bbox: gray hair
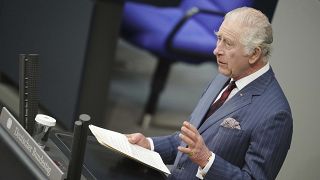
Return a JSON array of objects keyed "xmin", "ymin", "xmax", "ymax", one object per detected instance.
[{"xmin": 225, "ymin": 7, "xmax": 273, "ymax": 60}]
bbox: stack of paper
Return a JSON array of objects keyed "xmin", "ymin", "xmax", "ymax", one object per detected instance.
[{"xmin": 89, "ymin": 125, "xmax": 171, "ymax": 174}]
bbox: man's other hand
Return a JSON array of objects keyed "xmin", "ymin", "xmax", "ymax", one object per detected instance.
[{"xmin": 178, "ymin": 121, "xmax": 211, "ymax": 168}]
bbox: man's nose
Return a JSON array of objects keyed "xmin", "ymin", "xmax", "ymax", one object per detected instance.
[
  {"xmin": 213, "ymin": 45, "xmax": 221, "ymax": 56},
  {"xmin": 214, "ymin": 41, "xmax": 223, "ymax": 56}
]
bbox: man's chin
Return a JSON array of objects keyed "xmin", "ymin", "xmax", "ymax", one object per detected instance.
[{"xmin": 218, "ymin": 68, "xmax": 231, "ymax": 77}]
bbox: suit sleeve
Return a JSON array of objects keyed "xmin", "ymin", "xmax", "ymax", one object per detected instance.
[
  {"xmin": 205, "ymin": 111, "xmax": 293, "ymax": 180},
  {"xmin": 151, "ymin": 132, "xmax": 181, "ymax": 164}
]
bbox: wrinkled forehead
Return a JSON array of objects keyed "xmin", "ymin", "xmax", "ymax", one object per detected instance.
[{"xmin": 217, "ymin": 19, "xmax": 245, "ymax": 40}]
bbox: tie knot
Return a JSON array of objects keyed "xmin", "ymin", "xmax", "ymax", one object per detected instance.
[{"xmin": 227, "ymin": 81, "xmax": 236, "ymax": 91}]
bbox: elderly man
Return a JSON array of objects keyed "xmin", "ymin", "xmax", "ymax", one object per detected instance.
[{"xmin": 128, "ymin": 7, "xmax": 292, "ymax": 180}]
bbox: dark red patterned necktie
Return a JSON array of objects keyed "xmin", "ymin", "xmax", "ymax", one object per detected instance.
[{"xmin": 203, "ymin": 81, "xmax": 236, "ymax": 120}]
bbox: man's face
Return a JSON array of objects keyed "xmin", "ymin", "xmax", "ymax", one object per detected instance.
[{"xmin": 213, "ymin": 20, "xmax": 252, "ymax": 80}]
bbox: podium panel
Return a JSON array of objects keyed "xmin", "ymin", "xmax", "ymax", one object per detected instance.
[
  {"xmin": 0, "ymin": 126, "xmax": 46, "ymax": 179},
  {"xmin": 50, "ymin": 131, "xmax": 167, "ymax": 179}
]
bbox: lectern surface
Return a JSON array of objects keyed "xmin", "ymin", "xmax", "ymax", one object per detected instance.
[{"xmin": 50, "ymin": 131, "xmax": 167, "ymax": 180}]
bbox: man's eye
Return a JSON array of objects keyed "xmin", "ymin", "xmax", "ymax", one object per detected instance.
[{"xmin": 225, "ymin": 40, "xmax": 232, "ymax": 47}]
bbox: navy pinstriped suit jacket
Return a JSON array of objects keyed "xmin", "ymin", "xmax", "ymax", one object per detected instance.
[{"xmin": 152, "ymin": 68, "xmax": 293, "ymax": 180}]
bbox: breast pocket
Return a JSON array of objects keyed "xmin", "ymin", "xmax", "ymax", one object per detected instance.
[
  {"xmin": 212, "ymin": 126, "xmax": 250, "ymax": 164},
  {"xmin": 218, "ymin": 126, "xmax": 244, "ymax": 137}
]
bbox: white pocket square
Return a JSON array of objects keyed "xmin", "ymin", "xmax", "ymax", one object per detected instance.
[{"xmin": 220, "ymin": 117, "xmax": 241, "ymax": 130}]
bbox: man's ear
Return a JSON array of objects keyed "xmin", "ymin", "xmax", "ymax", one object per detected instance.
[{"xmin": 249, "ymin": 47, "xmax": 262, "ymax": 64}]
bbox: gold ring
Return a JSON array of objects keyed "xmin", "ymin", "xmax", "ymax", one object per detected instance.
[{"xmin": 188, "ymin": 151, "xmax": 194, "ymax": 157}]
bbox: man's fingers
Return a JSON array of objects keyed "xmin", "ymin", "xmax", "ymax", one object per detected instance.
[
  {"xmin": 179, "ymin": 133, "xmax": 195, "ymax": 147},
  {"xmin": 181, "ymin": 126, "xmax": 196, "ymax": 142},
  {"xmin": 183, "ymin": 121, "xmax": 199, "ymax": 134},
  {"xmin": 126, "ymin": 133, "xmax": 151, "ymax": 150},
  {"xmin": 181, "ymin": 121, "xmax": 199, "ymax": 142},
  {"xmin": 127, "ymin": 133, "xmax": 140, "ymax": 144},
  {"xmin": 178, "ymin": 146, "xmax": 196, "ymax": 158},
  {"xmin": 178, "ymin": 146, "xmax": 192, "ymax": 154},
  {"xmin": 127, "ymin": 136, "xmax": 136, "ymax": 143}
]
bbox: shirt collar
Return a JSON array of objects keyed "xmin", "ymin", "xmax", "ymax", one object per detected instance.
[{"xmin": 232, "ymin": 62, "xmax": 270, "ymax": 91}]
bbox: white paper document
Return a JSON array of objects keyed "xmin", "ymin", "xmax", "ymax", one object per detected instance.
[{"xmin": 89, "ymin": 125, "xmax": 171, "ymax": 174}]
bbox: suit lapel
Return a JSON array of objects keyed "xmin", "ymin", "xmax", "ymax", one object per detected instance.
[
  {"xmin": 190, "ymin": 74, "xmax": 230, "ymax": 129},
  {"xmin": 198, "ymin": 68, "xmax": 275, "ymax": 134}
]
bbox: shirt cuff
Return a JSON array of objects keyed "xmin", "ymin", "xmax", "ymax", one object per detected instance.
[
  {"xmin": 196, "ymin": 152, "xmax": 215, "ymax": 179},
  {"xmin": 147, "ymin": 137, "xmax": 154, "ymax": 151}
]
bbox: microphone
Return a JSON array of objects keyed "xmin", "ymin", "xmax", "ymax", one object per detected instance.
[
  {"xmin": 67, "ymin": 114, "xmax": 91, "ymax": 180},
  {"xmin": 19, "ymin": 54, "xmax": 39, "ymax": 135}
]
